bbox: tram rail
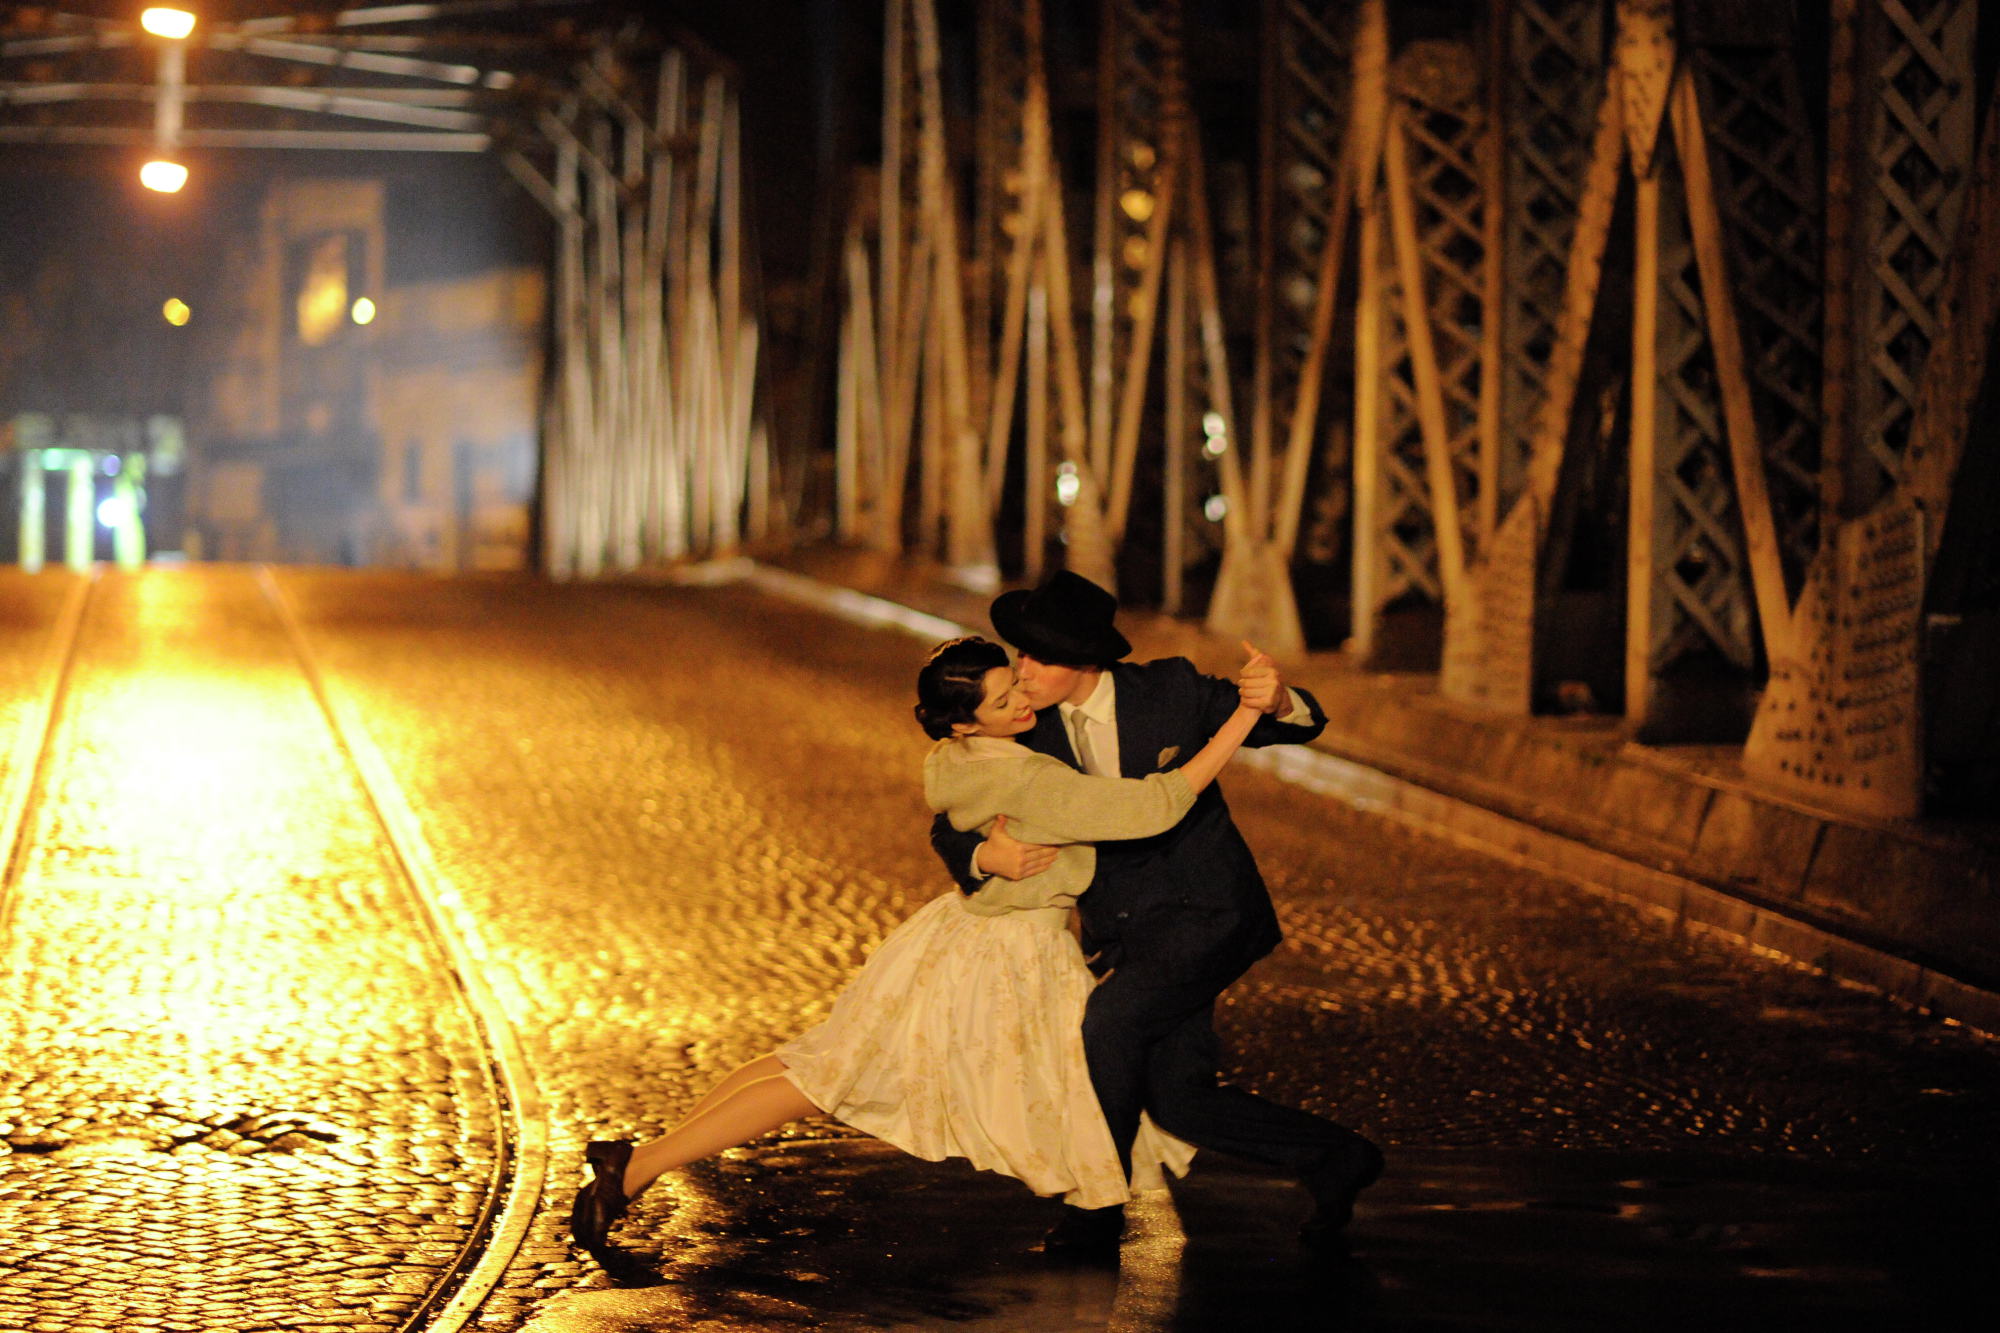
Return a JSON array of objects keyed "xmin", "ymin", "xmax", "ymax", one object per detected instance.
[
  {"xmin": 258, "ymin": 566, "xmax": 548, "ymax": 1332},
  {"xmin": 0, "ymin": 567, "xmax": 544, "ymax": 1332},
  {"xmin": 0, "ymin": 570, "xmax": 93, "ymax": 936}
]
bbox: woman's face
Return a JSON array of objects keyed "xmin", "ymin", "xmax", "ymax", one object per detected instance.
[{"xmin": 956, "ymin": 666, "xmax": 1037, "ymax": 738}]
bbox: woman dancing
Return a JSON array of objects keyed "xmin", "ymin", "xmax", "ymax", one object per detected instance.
[{"xmin": 569, "ymin": 635, "xmax": 1267, "ymax": 1250}]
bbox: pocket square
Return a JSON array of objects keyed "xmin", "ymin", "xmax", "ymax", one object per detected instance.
[{"xmin": 1156, "ymin": 745, "xmax": 1180, "ymax": 768}]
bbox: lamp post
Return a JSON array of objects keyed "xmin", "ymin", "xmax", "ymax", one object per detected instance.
[{"xmin": 140, "ymin": 9, "xmax": 196, "ymax": 192}]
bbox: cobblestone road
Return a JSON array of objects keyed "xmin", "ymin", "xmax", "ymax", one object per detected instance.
[
  {"xmin": 0, "ymin": 570, "xmax": 497, "ymax": 1332},
  {"xmin": 1, "ymin": 567, "xmax": 1996, "ymax": 1332}
]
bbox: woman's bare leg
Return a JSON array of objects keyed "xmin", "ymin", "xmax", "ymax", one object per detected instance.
[
  {"xmin": 666, "ymin": 1054, "xmax": 790, "ymax": 1132},
  {"xmin": 622, "ymin": 1068, "xmax": 818, "ymax": 1198}
]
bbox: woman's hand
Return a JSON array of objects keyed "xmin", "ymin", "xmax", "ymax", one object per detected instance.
[{"xmin": 975, "ymin": 814, "xmax": 1058, "ymax": 880}]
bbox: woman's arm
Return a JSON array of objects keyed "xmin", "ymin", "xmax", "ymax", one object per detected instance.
[
  {"xmin": 993, "ymin": 650, "xmax": 1269, "ymax": 844},
  {"xmin": 1187, "ymin": 652, "xmax": 1327, "ymax": 749},
  {"xmin": 1174, "ymin": 696, "xmax": 1262, "ymax": 795},
  {"xmin": 930, "ymin": 812, "xmax": 986, "ymax": 893}
]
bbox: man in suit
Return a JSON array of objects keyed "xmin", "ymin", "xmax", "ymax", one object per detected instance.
[{"xmin": 931, "ymin": 570, "xmax": 1382, "ymax": 1257}]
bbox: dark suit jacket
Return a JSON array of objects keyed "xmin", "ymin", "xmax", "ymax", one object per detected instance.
[{"xmin": 931, "ymin": 656, "xmax": 1328, "ymax": 987}]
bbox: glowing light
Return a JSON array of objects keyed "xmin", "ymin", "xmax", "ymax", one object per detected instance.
[
  {"xmin": 297, "ymin": 234, "xmax": 348, "ymax": 346},
  {"xmin": 1120, "ymin": 188, "xmax": 1155, "ymax": 223},
  {"xmin": 350, "ymin": 297, "xmax": 376, "ymax": 325},
  {"xmin": 1202, "ymin": 410, "xmax": 1228, "ymax": 457},
  {"xmin": 140, "ymin": 160, "xmax": 188, "ymax": 193},
  {"xmin": 140, "ymin": 8, "xmax": 196, "ymax": 39},
  {"xmin": 1055, "ymin": 461, "xmax": 1081, "ymax": 508},
  {"xmin": 1204, "ymin": 494, "xmax": 1229, "ymax": 522},
  {"xmin": 162, "ymin": 298, "xmax": 190, "ymax": 326},
  {"xmin": 96, "ymin": 496, "xmax": 132, "ymax": 529}
]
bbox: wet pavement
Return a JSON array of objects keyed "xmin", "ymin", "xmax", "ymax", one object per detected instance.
[
  {"xmin": 0, "ymin": 566, "xmax": 1996, "ymax": 1332},
  {"xmin": 0, "ymin": 570, "xmax": 497, "ymax": 1332}
]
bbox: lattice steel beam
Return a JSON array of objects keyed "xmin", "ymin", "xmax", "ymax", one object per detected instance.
[
  {"xmin": 1687, "ymin": 31, "xmax": 1824, "ymax": 595},
  {"xmin": 1500, "ymin": 0, "xmax": 1606, "ymax": 503},
  {"xmin": 1092, "ymin": 0, "xmax": 1187, "ymax": 535},
  {"xmin": 1352, "ymin": 31, "xmax": 1489, "ymax": 657},
  {"xmin": 1847, "ymin": 0, "xmax": 1978, "ymax": 510},
  {"xmin": 1260, "ymin": 0, "xmax": 1355, "ymax": 567},
  {"xmin": 1641, "ymin": 141, "xmax": 1759, "ymax": 676}
]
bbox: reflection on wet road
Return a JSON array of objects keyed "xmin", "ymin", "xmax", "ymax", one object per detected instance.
[
  {"xmin": 0, "ymin": 570, "xmax": 496, "ymax": 1332},
  {"xmin": 0, "ymin": 567, "xmax": 1994, "ymax": 1332}
]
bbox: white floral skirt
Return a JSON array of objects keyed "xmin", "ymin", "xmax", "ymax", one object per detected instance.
[{"xmin": 777, "ymin": 891, "xmax": 1193, "ymax": 1209}]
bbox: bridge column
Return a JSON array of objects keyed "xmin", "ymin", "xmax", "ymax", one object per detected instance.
[
  {"xmin": 64, "ymin": 456, "xmax": 92, "ymax": 572},
  {"xmin": 19, "ymin": 450, "xmax": 43, "ymax": 572},
  {"xmin": 111, "ymin": 458, "xmax": 146, "ymax": 569}
]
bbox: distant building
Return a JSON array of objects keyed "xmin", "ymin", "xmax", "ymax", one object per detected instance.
[{"xmin": 193, "ymin": 177, "xmax": 543, "ymax": 570}]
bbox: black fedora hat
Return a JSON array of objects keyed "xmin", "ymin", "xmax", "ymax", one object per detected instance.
[{"xmin": 989, "ymin": 570, "xmax": 1131, "ymax": 665}]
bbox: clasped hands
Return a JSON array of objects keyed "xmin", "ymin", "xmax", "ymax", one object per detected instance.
[{"xmin": 975, "ymin": 642, "xmax": 1286, "ymax": 882}]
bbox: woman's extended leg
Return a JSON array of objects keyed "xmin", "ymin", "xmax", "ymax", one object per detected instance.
[
  {"xmin": 665, "ymin": 1054, "xmax": 790, "ymax": 1133},
  {"xmin": 622, "ymin": 1064, "xmax": 818, "ymax": 1197}
]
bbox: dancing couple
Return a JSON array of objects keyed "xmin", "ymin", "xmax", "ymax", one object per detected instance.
[{"xmin": 569, "ymin": 570, "xmax": 1381, "ymax": 1259}]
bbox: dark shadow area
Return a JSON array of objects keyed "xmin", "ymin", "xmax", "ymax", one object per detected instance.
[
  {"xmin": 1167, "ymin": 1156, "xmax": 1383, "ymax": 1332},
  {"xmin": 533, "ymin": 1138, "xmax": 1121, "ymax": 1331}
]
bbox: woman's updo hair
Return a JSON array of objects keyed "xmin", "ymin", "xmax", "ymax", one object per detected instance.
[{"xmin": 914, "ymin": 636, "xmax": 1011, "ymax": 740}]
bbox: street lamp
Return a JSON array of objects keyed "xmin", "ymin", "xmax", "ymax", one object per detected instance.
[
  {"xmin": 140, "ymin": 159, "xmax": 188, "ymax": 193},
  {"xmin": 140, "ymin": 8, "xmax": 197, "ymax": 40},
  {"xmin": 140, "ymin": 8, "xmax": 195, "ymax": 193}
]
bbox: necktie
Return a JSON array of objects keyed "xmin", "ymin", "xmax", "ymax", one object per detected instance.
[{"xmin": 1070, "ymin": 713, "xmax": 1101, "ymax": 776}]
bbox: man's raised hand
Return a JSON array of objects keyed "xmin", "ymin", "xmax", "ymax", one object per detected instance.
[
  {"xmin": 1237, "ymin": 641, "xmax": 1287, "ymax": 714},
  {"xmin": 975, "ymin": 814, "xmax": 1058, "ymax": 881}
]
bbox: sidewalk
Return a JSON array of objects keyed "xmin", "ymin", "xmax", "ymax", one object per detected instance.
[{"xmin": 747, "ymin": 546, "xmax": 2000, "ymax": 1036}]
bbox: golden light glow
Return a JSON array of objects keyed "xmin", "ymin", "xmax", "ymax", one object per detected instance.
[
  {"xmin": 1120, "ymin": 188, "xmax": 1155, "ymax": 223},
  {"xmin": 140, "ymin": 159, "xmax": 189, "ymax": 193},
  {"xmin": 20, "ymin": 663, "xmax": 349, "ymax": 1063},
  {"xmin": 162, "ymin": 298, "xmax": 191, "ymax": 326},
  {"xmin": 140, "ymin": 8, "xmax": 197, "ymax": 39},
  {"xmin": 297, "ymin": 235, "xmax": 349, "ymax": 346},
  {"xmin": 350, "ymin": 296, "xmax": 377, "ymax": 326}
]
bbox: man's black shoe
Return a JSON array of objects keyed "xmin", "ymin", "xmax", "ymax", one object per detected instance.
[
  {"xmin": 1299, "ymin": 1135, "xmax": 1384, "ymax": 1242},
  {"xmin": 1042, "ymin": 1203, "xmax": 1125, "ymax": 1259}
]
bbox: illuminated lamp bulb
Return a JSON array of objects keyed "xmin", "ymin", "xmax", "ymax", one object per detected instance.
[
  {"xmin": 1054, "ymin": 461, "xmax": 1081, "ymax": 507},
  {"xmin": 162, "ymin": 298, "xmax": 191, "ymax": 326},
  {"xmin": 350, "ymin": 297, "xmax": 376, "ymax": 325},
  {"xmin": 140, "ymin": 8, "xmax": 197, "ymax": 39},
  {"xmin": 140, "ymin": 160, "xmax": 189, "ymax": 193}
]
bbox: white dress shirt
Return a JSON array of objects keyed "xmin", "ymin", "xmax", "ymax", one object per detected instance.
[{"xmin": 1059, "ymin": 673, "xmax": 1121, "ymax": 777}]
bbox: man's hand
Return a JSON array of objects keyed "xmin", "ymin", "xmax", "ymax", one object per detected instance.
[
  {"xmin": 975, "ymin": 814, "xmax": 1058, "ymax": 880},
  {"xmin": 1236, "ymin": 641, "xmax": 1287, "ymax": 714}
]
